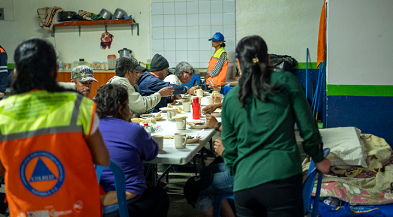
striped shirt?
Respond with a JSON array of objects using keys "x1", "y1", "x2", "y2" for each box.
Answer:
[{"x1": 208, "y1": 53, "x2": 227, "y2": 77}]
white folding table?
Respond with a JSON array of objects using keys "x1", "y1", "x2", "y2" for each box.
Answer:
[{"x1": 145, "y1": 111, "x2": 220, "y2": 185}]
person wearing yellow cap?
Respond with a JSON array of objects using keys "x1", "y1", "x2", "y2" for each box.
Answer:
[{"x1": 205, "y1": 32, "x2": 228, "y2": 87}]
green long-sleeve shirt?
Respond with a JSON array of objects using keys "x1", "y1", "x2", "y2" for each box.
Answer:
[{"x1": 222, "y1": 71, "x2": 324, "y2": 192}]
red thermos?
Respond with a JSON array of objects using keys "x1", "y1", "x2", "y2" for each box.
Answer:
[{"x1": 192, "y1": 97, "x2": 200, "y2": 119}]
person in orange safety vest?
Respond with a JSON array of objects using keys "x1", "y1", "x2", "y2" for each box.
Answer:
[
  {"x1": 205, "y1": 32, "x2": 229, "y2": 87},
  {"x1": 0, "y1": 38, "x2": 110, "y2": 217}
]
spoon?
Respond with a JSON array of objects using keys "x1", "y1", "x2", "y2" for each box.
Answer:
[{"x1": 195, "y1": 129, "x2": 204, "y2": 139}]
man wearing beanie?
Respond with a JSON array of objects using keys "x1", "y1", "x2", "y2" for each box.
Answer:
[{"x1": 138, "y1": 53, "x2": 195, "y2": 112}]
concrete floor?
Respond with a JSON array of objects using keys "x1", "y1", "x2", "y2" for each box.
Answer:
[
  {"x1": 161, "y1": 133, "x2": 222, "y2": 217},
  {"x1": 165, "y1": 172, "x2": 204, "y2": 217}
]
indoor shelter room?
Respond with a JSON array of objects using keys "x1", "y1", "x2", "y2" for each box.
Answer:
[{"x1": 0, "y1": 0, "x2": 392, "y2": 216}]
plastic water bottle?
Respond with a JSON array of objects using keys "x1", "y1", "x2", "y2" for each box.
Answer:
[{"x1": 192, "y1": 97, "x2": 200, "y2": 119}]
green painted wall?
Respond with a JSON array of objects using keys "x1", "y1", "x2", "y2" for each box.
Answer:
[
  {"x1": 295, "y1": 62, "x2": 393, "y2": 97},
  {"x1": 7, "y1": 63, "x2": 14, "y2": 69},
  {"x1": 326, "y1": 85, "x2": 393, "y2": 97}
]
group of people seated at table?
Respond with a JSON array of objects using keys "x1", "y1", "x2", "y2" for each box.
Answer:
[
  {"x1": 0, "y1": 35, "x2": 331, "y2": 217},
  {"x1": 59, "y1": 53, "x2": 200, "y2": 117}
]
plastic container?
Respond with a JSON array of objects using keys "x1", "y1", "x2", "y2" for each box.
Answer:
[
  {"x1": 192, "y1": 97, "x2": 201, "y2": 119},
  {"x1": 143, "y1": 123, "x2": 151, "y2": 135},
  {"x1": 107, "y1": 55, "x2": 117, "y2": 70}
]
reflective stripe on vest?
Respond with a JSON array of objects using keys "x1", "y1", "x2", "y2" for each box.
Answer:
[
  {"x1": 207, "y1": 47, "x2": 229, "y2": 86},
  {"x1": 0, "y1": 91, "x2": 94, "y2": 141},
  {"x1": 0, "y1": 91, "x2": 101, "y2": 216}
]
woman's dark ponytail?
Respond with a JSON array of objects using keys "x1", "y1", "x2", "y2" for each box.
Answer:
[
  {"x1": 237, "y1": 36, "x2": 282, "y2": 108},
  {"x1": 13, "y1": 38, "x2": 65, "y2": 94}
]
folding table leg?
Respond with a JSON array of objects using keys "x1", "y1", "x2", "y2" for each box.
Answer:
[
  {"x1": 157, "y1": 165, "x2": 172, "y2": 184},
  {"x1": 152, "y1": 164, "x2": 158, "y2": 187},
  {"x1": 145, "y1": 164, "x2": 152, "y2": 179},
  {"x1": 192, "y1": 156, "x2": 198, "y2": 176},
  {"x1": 200, "y1": 148, "x2": 205, "y2": 167}
]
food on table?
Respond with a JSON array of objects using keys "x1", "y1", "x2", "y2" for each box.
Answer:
[
  {"x1": 131, "y1": 118, "x2": 143, "y2": 123},
  {"x1": 141, "y1": 114, "x2": 155, "y2": 118},
  {"x1": 141, "y1": 117, "x2": 156, "y2": 125}
]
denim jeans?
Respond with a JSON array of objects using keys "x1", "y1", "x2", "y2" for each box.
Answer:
[{"x1": 195, "y1": 163, "x2": 234, "y2": 212}]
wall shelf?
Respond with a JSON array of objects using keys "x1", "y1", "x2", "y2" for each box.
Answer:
[{"x1": 51, "y1": 19, "x2": 139, "y2": 37}]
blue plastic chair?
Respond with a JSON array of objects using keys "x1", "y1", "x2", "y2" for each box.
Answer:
[
  {"x1": 95, "y1": 160, "x2": 129, "y2": 217},
  {"x1": 213, "y1": 193, "x2": 235, "y2": 217},
  {"x1": 303, "y1": 148, "x2": 330, "y2": 217},
  {"x1": 182, "y1": 74, "x2": 201, "y2": 89}
]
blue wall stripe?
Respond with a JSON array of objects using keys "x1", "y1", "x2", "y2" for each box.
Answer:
[{"x1": 326, "y1": 95, "x2": 393, "y2": 147}]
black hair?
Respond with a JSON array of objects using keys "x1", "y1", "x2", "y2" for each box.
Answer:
[
  {"x1": 115, "y1": 57, "x2": 138, "y2": 77},
  {"x1": 94, "y1": 84, "x2": 128, "y2": 119},
  {"x1": 12, "y1": 38, "x2": 66, "y2": 94},
  {"x1": 236, "y1": 35, "x2": 283, "y2": 107},
  {"x1": 220, "y1": 42, "x2": 226, "y2": 48}
]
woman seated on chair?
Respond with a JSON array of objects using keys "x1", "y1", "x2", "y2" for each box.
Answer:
[
  {"x1": 94, "y1": 84, "x2": 169, "y2": 217},
  {"x1": 193, "y1": 114, "x2": 235, "y2": 217}
]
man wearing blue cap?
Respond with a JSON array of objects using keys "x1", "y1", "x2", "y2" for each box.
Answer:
[{"x1": 206, "y1": 32, "x2": 229, "y2": 86}]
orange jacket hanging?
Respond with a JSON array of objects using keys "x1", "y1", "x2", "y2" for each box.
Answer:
[
  {"x1": 206, "y1": 47, "x2": 228, "y2": 86},
  {"x1": 317, "y1": 0, "x2": 327, "y2": 68},
  {"x1": 0, "y1": 90, "x2": 101, "y2": 217}
]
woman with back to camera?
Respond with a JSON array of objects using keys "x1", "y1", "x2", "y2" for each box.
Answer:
[
  {"x1": 221, "y1": 35, "x2": 331, "y2": 217},
  {"x1": 94, "y1": 84, "x2": 169, "y2": 217},
  {"x1": 0, "y1": 38, "x2": 110, "y2": 216}
]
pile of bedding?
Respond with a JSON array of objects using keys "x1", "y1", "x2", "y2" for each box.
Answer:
[{"x1": 302, "y1": 127, "x2": 393, "y2": 206}]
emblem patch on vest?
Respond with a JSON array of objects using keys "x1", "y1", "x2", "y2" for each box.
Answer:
[{"x1": 20, "y1": 151, "x2": 65, "y2": 197}]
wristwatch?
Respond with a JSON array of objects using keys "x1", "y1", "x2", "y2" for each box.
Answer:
[{"x1": 214, "y1": 122, "x2": 222, "y2": 131}]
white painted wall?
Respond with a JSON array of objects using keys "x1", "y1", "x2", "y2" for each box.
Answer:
[
  {"x1": 0, "y1": 0, "x2": 151, "y2": 64},
  {"x1": 326, "y1": 0, "x2": 393, "y2": 85},
  {"x1": 1, "y1": 0, "x2": 324, "y2": 65},
  {"x1": 236, "y1": 0, "x2": 323, "y2": 63}
]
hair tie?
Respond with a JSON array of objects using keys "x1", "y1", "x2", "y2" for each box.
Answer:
[{"x1": 252, "y1": 57, "x2": 259, "y2": 64}]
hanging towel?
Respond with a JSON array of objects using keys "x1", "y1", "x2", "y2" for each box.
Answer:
[
  {"x1": 317, "y1": 0, "x2": 326, "y2": 68},
  {"x1": 37, "y1": 7, "x2": 63, "y2": 30}
]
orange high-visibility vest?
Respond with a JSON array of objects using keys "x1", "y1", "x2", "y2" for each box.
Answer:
[
  {"x1": 206, "y1": 47, "x2": 228, "y2": 86},
  {"x1": 0, "y1": 90, "x2": 101, "y2": 217}
]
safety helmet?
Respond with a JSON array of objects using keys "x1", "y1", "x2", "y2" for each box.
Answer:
[{"x1": 208, "y1": 32, "x2": 225, "y2": 42}]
